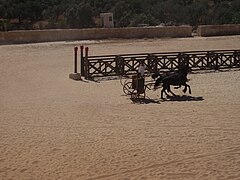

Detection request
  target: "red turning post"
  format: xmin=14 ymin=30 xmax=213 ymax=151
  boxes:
xmin=74 ymin=47 xmax=78 ymax=73
xmin=80 ymin=45 xmax=84 ymax=75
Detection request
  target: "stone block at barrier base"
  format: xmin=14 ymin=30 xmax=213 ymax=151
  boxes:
xmin=69 ymin=73 xmax=81 ymax=80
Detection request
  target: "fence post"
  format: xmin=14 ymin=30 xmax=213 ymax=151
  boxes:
xmin=116 ymin=55 xmax=124 ymax=76
xmin=80 ymin=45 xmax=84 ymax=76
xmin=215 ymin=53 xmax=219 ymax=70
xmin=84 ymin=47 xmax=89 ymax=79
xmin=154 ymin=55 xmax=158 ymax=73
xmin=178 ymin=52 xmax=182 ymax=70
xmin=147 ymin=54 xmax=151 ymax=72
xmin=233 ymin=50 xmax=240 ymax=67
xmin=206 ymin=51 xmax=210 ymax=69
xmin=147 ymin=54 xmax=157 ymax=73
xmin=74 ymin=47 xmax=78 ymax=73
xmin=235 ymin=50 xmax=240 ymax=67
xmin=115 ymin=56 xmax=120 ymax=75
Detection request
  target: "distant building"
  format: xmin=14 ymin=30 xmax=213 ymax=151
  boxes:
xmin=100 ymin=13 xmax=114 ymax=28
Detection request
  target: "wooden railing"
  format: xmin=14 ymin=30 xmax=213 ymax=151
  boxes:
xmin=77 ymin=49 xmax=240 ymax=79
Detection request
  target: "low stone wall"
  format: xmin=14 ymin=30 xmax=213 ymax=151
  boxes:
xmin=197 ymin=24 xmax=240 ymax=37
xmin=0 ymin=26 xmax=192 ymax=44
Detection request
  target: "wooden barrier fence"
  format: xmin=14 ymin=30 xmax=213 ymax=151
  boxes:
xmin=74 ymin=48 xmax=240 ymax=79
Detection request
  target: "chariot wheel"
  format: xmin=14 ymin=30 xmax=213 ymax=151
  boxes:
xmin=130 ymin=92 xmax=137 ymax=99
xmin=123 ymin=82 xmax=133 ymax=95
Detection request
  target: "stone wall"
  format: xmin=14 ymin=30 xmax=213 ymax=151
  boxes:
xmin=0 ymin=26 xmax=192 ymax=45
xmin=197 ymin=24 xmax=240 ymax=37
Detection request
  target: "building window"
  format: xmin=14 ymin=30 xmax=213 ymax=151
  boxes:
xmin=109 ymin=16 xmax=112 ymax=22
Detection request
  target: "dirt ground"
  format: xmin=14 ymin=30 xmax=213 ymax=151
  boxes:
xmin=0 ymin=36 xmax=240 ymax=180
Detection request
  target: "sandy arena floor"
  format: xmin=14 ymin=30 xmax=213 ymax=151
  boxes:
xmin=0 ymin=36 xmax=240 ymax=179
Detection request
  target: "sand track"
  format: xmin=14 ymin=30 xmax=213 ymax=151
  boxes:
xmin=0 ymin=36 xmax=240 ymax=179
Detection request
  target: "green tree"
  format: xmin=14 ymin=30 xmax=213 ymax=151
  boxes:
xmin=187 ymin=1 xmax=209 ymax=26
xmin=150 ymin=1 xmax=165 ymax=24
xmin=1 ymin=0 xmax=239 ymax=30
xmin=163 ymin=0 xmax=188 ymax=25
xmin=232 ymin=12 xmax=240 ymax=23
xmin=231 ymin=0 xmax=240 ymax=23
xmin=65 ymin=2 xmax=95 ymax=28
xmin=129 ymin=13 xmax=158 ymax=27
xmin=111 ymin=1 xmax=132 ymax=27
xmin=212 ymin=1 xmax=233 ymax=24
xmin=0 ymin=0 xmax=43 ymax=22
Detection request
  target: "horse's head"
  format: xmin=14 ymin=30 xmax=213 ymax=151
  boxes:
xmin=178 ymin=63 xmax=190 ymax=77
xmin=151 ymin=72 xmax=160 ymax=80
xmin=154 ymin=76 xmax=163 ymax=89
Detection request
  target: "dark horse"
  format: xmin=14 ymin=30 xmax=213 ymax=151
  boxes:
xmin=153 ymin=64 xmax=191 ymax=99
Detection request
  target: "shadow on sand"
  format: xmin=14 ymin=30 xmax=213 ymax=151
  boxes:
xmin=130 ymin=97 xmax=161 ymax=104
xmin=165 ymin=95 xmax=204 ymax=102
xmin=130 ymin=95 xmax=204 ymax=104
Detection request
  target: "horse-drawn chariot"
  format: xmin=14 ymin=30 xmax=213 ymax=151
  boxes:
xmin=120 ymin=58 xmax=192 ymax=100
xmin=121 ymin=74 xmax=155 ymax=99
xmin=120 ymin=62 xmax=191 ymax=100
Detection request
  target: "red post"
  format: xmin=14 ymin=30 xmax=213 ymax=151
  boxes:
xmin=85 ymin=47 xmax=89 ymax=79
xmin=74 ymin=47 xmax=78 ymax=73
xmin=80 ymin=45 xmax=84 ymax=75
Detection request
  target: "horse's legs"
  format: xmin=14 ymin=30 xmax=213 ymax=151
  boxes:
xmin=168 ymin=85 xmax=177 ymax=96
xmin=183 ymin=84 xmax=187 ymax=93
xmin=187 ymin=84 xmax=192 ymax=94
xmin=161 ymin=84 xmax=170 ymax=99
xmin=161 ymin=88 xmax=165 ymax=99
xmin=183 ymin=84 xmax=191 ymax=94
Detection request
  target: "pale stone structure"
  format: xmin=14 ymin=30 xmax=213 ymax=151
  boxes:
xmin=100 ymin=13 xmax=114 ymax=28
